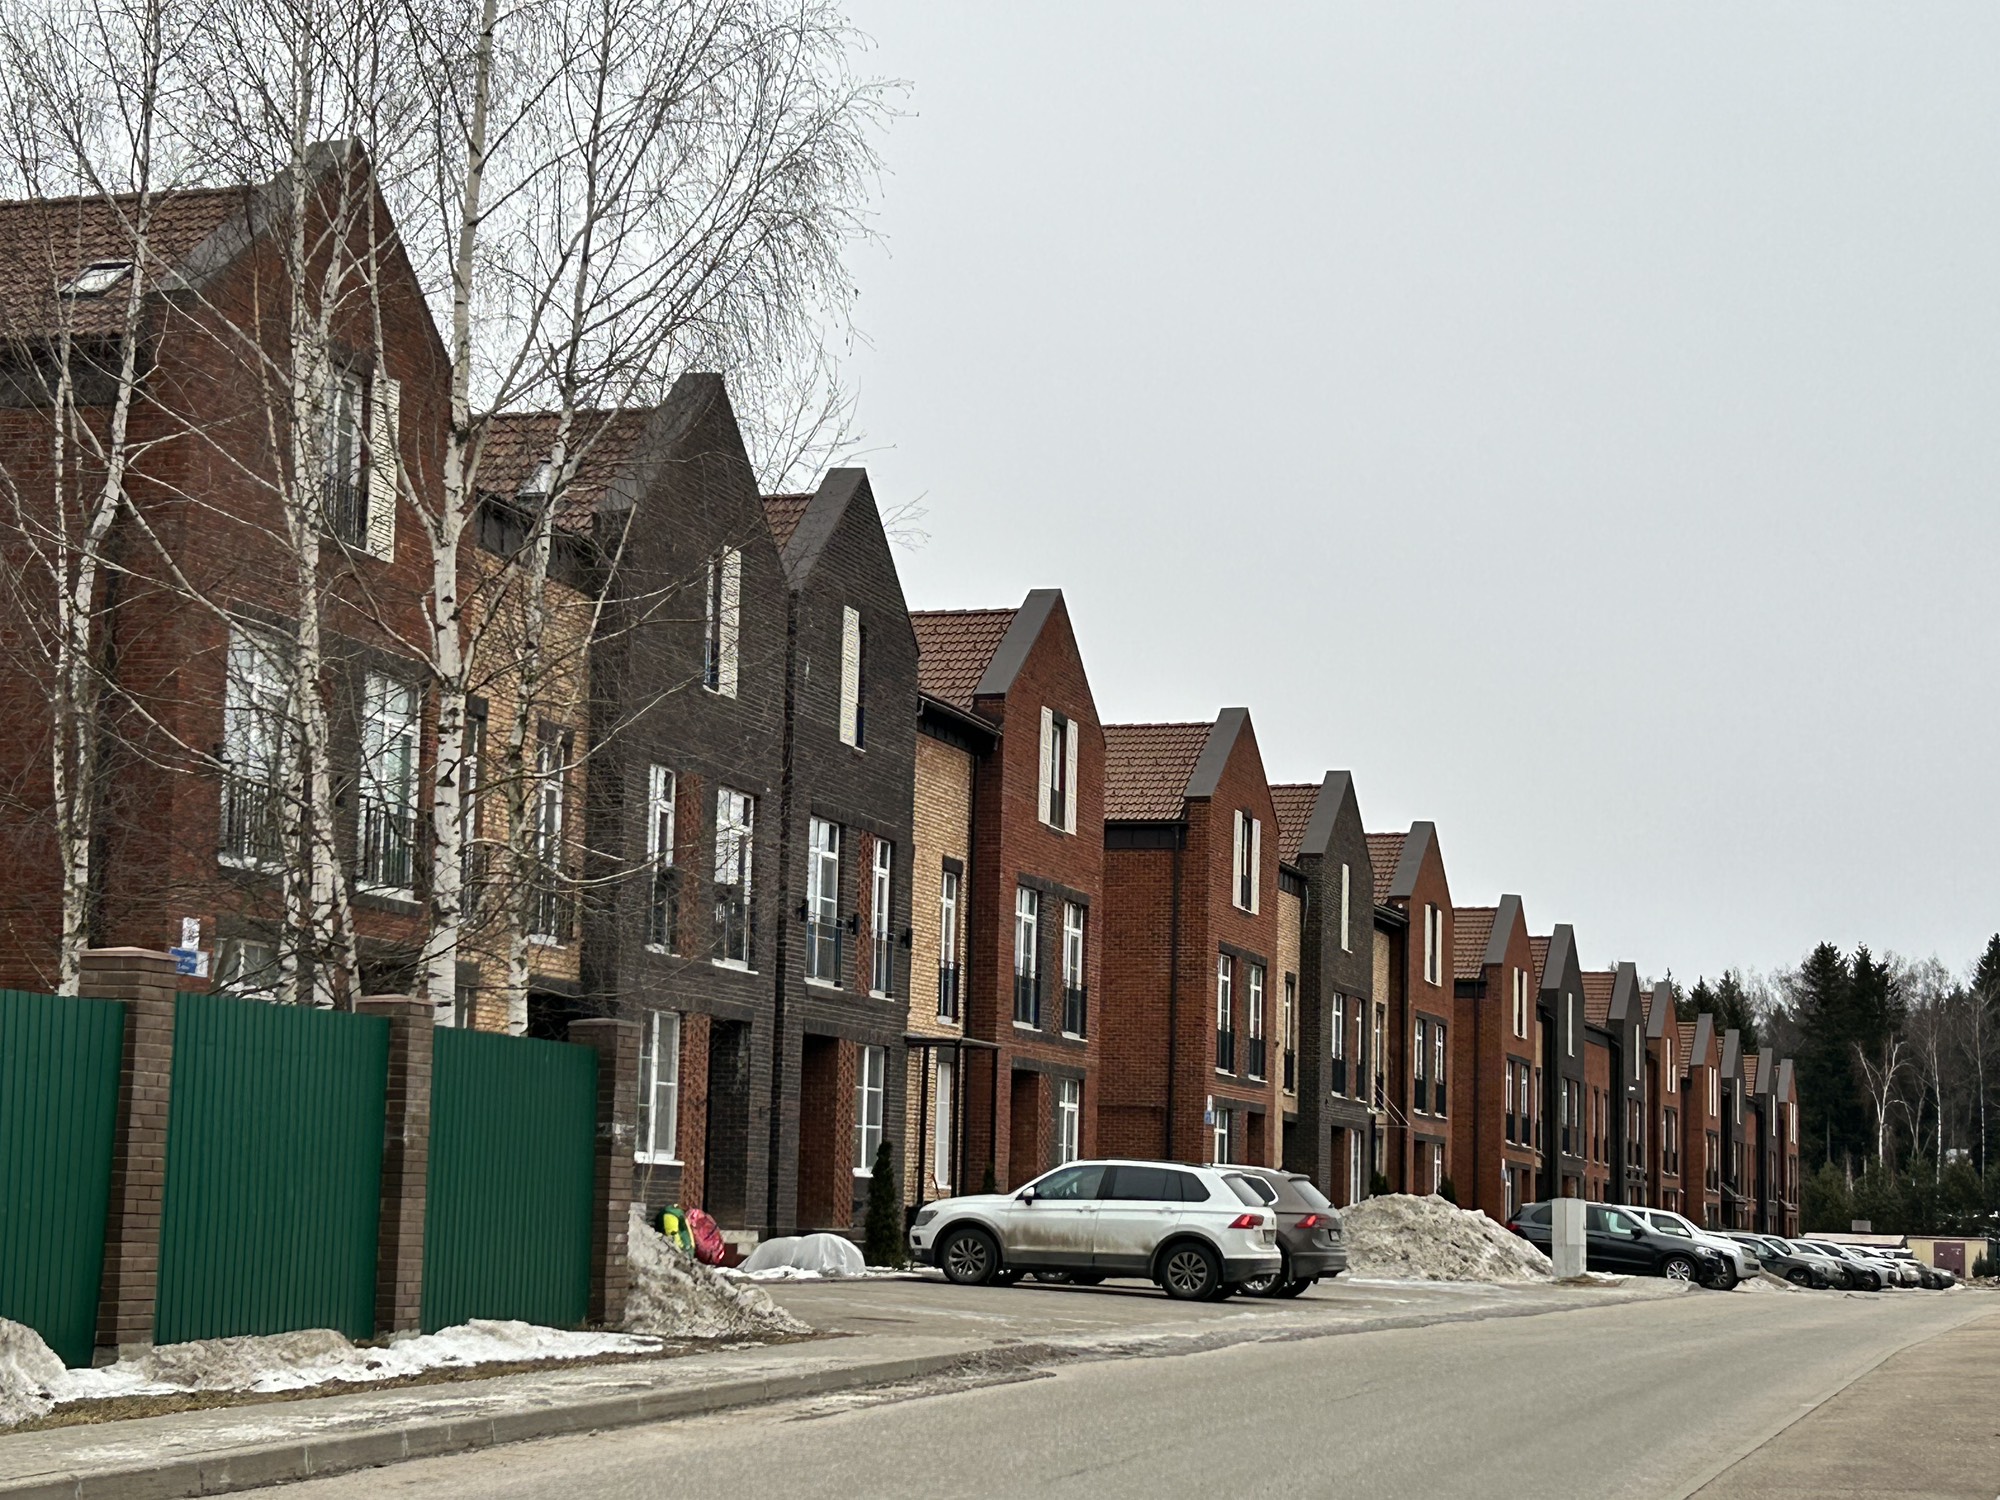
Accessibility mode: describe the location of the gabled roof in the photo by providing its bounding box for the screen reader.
[1103,721,1216,821]
[1743,1054,1760,1092]
[1778,1057,1796,1098]
[1269,783,1321,865]
[1537,925,1582,999]
[1754,1047,1775,1097]
[1608,963,1643,1028]
[1582,971,1615,1027]
[910,608,1017,712]
[1677,1018,1697,1059]
[1721,1028,1743,1080]
[1691,1013,1716,1066]
[974,590,1064,700]
[1646,980,1677,1040]
[761,493,812,552]
[769,468,888,588]
[1365,834,1405,904]
[1453,906,1496,981]
[481,408,654,531]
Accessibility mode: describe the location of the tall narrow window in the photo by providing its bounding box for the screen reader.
[839,605,864,747]
[937,866,961,1019]
[1512,969,1528,1039]
[805,818,841,983]
[1565,994,1575,1056]
[1245,963,1266,1080]
[870,840,894,997]
[1213,1105,1234,1166]
[359,672,419,894]
[714,787,755,966]
[1232,812,1261,913]
[1667,1038,1677,1093]
[1061,901,1087,1036]
[1330,993,1348,1096]
[934,1058,955,1187]
[460,709,487,920]
[1281,973,1297,1094]
[1215,955,1235,1073]
[1339,862,1352,951]
[1056,1077,1081,1164]
[1013,886,1040,1026]
[220,625,288,868]
[1040,709,1075,833]
[528,726,569,941]
[1422,905,1441,985]
[853,1045,885,1173]
[703,548,741,697]
[1708,1069,1718,1118]
[322,368,366,546]
[635,1011,681,1164]
[1414,1017,1429,1113]
[1433,1022,1448,1116]
[1372,1003,1386,1110]
[645,765,677,951]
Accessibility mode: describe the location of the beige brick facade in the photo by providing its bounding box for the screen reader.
[904,731,972,1200]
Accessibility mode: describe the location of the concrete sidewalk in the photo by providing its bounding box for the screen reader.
[0,1277,1685,1500]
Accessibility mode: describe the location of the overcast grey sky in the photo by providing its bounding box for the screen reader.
[835,3,2000,984]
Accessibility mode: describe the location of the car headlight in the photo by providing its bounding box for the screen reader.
[913,1207,938,1228]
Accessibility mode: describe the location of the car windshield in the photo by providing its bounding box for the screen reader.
[1287,1177,1334,1210]
[1029,1164,1105,1200]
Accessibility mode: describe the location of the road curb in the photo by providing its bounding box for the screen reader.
[0,1350,978,1500]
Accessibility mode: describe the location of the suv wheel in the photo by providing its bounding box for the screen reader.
[1275,1277,1314,1299]
[940,1226,1001,1286]
[1158,1241,1222,1301]
[1661,1254,1697,1284]
[1239,1254,1287,1298]
[1786,1267,1812,1287]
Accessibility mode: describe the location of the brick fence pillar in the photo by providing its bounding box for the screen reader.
[356,996,434,1335]
[570,1018,640,1328]
[80,947,179,1360]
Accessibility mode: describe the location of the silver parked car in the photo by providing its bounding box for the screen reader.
[907,1159,1282,1302]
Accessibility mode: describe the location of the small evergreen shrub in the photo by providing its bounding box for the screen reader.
[863,1140,904,1267]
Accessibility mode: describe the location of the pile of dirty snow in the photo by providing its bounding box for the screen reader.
[1341,1194,1553,1283]
[0,1319,62,1427]
[1732,1271,1802,1294]
[624,1205,809,1339]
[736,1233,869,1280]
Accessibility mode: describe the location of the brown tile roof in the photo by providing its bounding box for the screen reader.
[1269,783,1320,864]
[1743,1055,1759,1092]
[1677,1019,1697,1059]
[909,608,1017,712]
[1103,722,1215,821]
[0,187,248,338]
[480,408,653,531]
[1582,971,1615,1027]
[1530,934,1552,990]
[762,493,812,552]
[1453,906,1496,981]
[1365,833,1406,904]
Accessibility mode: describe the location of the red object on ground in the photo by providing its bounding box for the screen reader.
[688,1207,727,1265]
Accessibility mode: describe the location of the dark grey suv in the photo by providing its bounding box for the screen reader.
[1223,1167,1349,1297]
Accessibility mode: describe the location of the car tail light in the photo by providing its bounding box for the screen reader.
[1227,1213,1264,1230]
[1295,1214,1322,1230]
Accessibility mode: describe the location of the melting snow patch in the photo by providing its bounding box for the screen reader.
[1340,1195,1554,1283]
[625,1206,810,1338]
[0,1318,62,1427]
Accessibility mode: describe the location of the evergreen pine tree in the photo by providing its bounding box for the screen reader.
[1792,942,1854,1169]
[863,1140,903,1266]
[1712,971,1761,1053]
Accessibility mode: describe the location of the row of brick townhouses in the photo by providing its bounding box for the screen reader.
[0,169,1806,1243]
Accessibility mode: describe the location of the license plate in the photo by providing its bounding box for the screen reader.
[1259,1229,1275,1245]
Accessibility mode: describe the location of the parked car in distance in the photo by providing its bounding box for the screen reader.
[1224,1166,1349,1297]
[1798,1239,1893,1292]
[1625,1207,1751,1288]
[1722,1231,1833,1288]
[1507,1201,1730,1285]
[1878,1248,1951,1289]
[907,1159,1281,1302]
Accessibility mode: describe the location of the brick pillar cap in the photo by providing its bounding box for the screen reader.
[81,947,178,966]
[571,1017,641,1039]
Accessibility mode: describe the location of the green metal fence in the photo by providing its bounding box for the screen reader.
[0,990,125,1368]
[154,993,388,1344]
[423,1027,597,1332]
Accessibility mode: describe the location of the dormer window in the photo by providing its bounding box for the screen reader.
[62,260,132,297]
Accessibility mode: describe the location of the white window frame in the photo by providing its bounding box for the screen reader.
[704,547,741,698]
[1331,992,1347,1069]
[1013,885,1040,1026]
[1512,968,1528,1039]
[805,817,840,984]
[359,670,420,896]
[636,1011,681,1165]
[1061,901,1085,1034]
[1667,1038,1677,1093]
[1213,1104,1233,1166]
[646,765,676,868]
[1248,964,1265,1039]
[365,372,400,560]
[1339,862,1351,951]
[938,866,961,1017]
[853,1044,886,1174]
[1434,1022,1447,1102]
[1056,1077,1081,1164]
[219,624,289,870]
[1216,954,1234,1049]
[713,787,755,968]
[1708,1069,1718,1119]
[1232,811,1261,913]
[1039,708,1076,833]
[1281,972,1297,1089]
[1565,994,1575,1057]
[934,1057,955,1188]
[839,604,864,747]
[869,839,894,997]
[528,727,568,941]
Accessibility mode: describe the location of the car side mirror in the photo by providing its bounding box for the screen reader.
[1626,1227,1644,1239]
[1016,1187,1036,1204]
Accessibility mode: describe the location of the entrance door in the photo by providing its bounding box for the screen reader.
[1936,1241,1966,1275]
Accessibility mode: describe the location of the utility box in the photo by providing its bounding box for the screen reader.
[1551,1197,1586,1279]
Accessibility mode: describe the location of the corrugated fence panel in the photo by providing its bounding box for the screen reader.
[423,1027,597,1332]
[154,993,388,1344]
[0,990,125,1368]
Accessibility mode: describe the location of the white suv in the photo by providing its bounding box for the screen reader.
[908,1159,1281,1301]
[1627,1207,1756,1285]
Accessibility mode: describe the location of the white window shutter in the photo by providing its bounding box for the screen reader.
[1038,708,1054,825]
[718,548,741,698]
[1062,719,1078,833]
[839,605,861,746]
[1249,817,1261,913]
[367,374,399,560]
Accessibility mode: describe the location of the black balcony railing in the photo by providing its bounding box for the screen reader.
[220,770,282,866]
[1505,1111,1517,1144]
[323,472,366,548]
[1062,984,1087,1037]
[871,934,894,997]
[1282,1048,1296,1093]
[359,793,416,891]
[647,863,680,951]
[1329,1055,1347,1097]
[1373,1071,1385,1110]
[1246,1036,1267,1081]
[937,964,959,1020]
[805,919,843,984]
[528,864,571,942]
[1434,1078,1447,1117]
[1215,1028,1235,1073]
[713,881,751,964]
[1013,970,1040,1027]
[1412,1077,1428,1115]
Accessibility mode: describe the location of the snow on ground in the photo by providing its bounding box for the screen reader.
[738,1233,866,1277]
[0,1319,63,1427]
[1341,1194,1554,1283]
[624,1206,811,1338]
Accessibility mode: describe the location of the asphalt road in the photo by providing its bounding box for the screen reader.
[261,1290,1992,1500]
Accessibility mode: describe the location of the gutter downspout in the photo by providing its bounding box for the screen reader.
[765,588,800,1236]
[1164,826,1183,1161]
